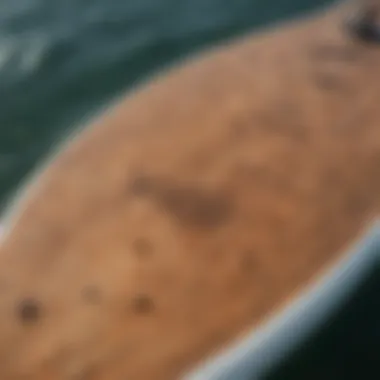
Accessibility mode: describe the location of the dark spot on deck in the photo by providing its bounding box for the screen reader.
[82,286,101,304]
[129,175,156,196]
[346,4,380,45]
[131,295,155,314]
[17,298,41,324]
[313,72,346,91]
[133,238,154,258]
[156,183,233,229]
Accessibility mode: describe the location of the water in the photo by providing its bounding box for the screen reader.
[0,1,379,379]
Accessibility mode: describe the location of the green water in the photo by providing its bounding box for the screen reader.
[0,1,379,379]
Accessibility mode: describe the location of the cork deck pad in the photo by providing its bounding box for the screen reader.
[0,1,379,379]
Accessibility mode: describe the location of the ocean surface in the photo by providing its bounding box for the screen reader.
[0,0,379,379]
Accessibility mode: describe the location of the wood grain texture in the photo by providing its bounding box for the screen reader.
[0,1,380,379]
